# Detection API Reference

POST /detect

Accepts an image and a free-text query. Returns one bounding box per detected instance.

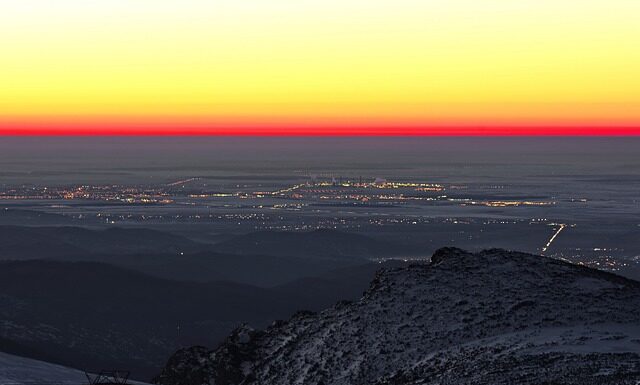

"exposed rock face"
[154,248,640,385]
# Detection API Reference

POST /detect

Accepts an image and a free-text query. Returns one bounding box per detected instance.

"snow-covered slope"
[0,351,153,385]
[154,247,640,385]
[0,351,90,384]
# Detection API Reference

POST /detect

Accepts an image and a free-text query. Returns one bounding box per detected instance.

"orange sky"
[1,1,640,135]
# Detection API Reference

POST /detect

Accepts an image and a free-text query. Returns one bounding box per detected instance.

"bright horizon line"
[1,126,639,136]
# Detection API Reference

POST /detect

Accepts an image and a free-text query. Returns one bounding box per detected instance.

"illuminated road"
[167,177,200,186]
[541,224,567,254]
[270,184,306,196]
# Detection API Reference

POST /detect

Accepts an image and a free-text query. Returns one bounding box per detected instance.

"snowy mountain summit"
[155,247,640,385]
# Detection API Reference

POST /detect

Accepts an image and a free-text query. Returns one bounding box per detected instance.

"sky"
[1,0,639,135]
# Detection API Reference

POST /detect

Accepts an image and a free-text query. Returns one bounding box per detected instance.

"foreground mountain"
[155,248,640,385]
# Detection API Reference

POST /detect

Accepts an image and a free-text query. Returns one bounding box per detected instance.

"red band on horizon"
[0,125,639,136]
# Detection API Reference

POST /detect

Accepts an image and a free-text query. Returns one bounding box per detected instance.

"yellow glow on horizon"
[1,0,640,130]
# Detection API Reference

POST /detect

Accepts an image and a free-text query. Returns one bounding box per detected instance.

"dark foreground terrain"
[155,248,640,385]
[0,259,398,379]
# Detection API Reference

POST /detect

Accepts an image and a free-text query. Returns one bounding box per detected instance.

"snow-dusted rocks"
[155,248,640,385]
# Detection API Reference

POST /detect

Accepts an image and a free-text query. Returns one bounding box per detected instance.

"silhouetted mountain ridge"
[98,251,365,287]
[0,226,395,286]
[0,225,203,259]
[213,229,413,259]
[0,258,397,379]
